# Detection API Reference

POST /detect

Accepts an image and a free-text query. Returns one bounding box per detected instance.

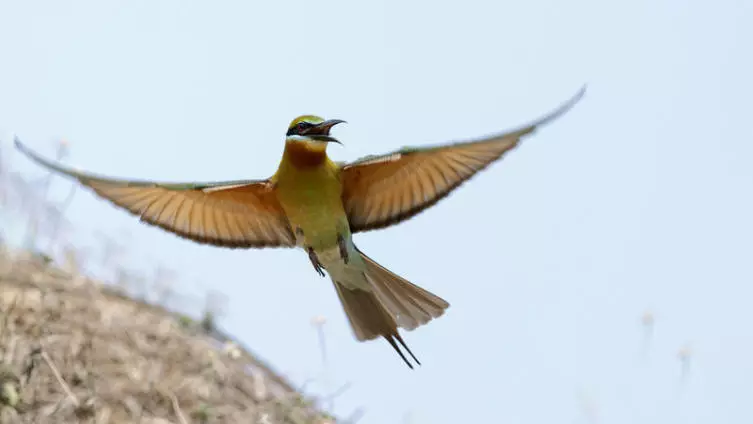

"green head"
[286,115,346,145]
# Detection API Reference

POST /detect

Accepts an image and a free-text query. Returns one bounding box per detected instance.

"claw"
[337,233,349,264]
[307,247,326,277]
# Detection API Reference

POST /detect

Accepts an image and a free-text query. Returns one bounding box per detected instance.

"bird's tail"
[332,248,450,368]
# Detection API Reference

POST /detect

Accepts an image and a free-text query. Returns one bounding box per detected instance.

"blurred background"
[1,0,752,422]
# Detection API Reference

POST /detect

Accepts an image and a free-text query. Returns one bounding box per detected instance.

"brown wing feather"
[340,86,586,232]
[14,139,295,248]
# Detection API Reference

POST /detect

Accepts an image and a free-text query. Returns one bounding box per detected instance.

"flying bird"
[14,86,586,368]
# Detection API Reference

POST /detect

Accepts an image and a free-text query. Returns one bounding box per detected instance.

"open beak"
[309,119,346,144]
[310,135,342,144]
[318,119,346,131]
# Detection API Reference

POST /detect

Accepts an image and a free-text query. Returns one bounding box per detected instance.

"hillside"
[0,245,336,423]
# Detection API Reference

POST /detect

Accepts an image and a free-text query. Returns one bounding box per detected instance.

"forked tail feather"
[332,247,450,368]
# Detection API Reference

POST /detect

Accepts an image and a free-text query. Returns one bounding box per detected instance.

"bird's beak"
[319,119,346,131]
[310,135,342,144]
[310,119,346,145]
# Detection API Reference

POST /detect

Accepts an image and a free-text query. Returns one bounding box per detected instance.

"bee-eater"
[14,86,585,368]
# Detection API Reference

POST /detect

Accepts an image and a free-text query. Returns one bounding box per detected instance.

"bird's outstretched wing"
[340,86,586,233]
[14,139,296,248]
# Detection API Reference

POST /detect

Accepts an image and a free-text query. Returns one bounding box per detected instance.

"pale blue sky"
[1,0,752,423]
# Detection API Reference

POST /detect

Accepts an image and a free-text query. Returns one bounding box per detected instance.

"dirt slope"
[0,247,335,424]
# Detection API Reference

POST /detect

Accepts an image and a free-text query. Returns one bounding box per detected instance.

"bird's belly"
[276,183,349,251]
[278,185,368,289]
[288,202,347,249]
[282,197,368,289]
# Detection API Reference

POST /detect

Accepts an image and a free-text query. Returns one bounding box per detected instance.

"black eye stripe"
[286,121,316,136]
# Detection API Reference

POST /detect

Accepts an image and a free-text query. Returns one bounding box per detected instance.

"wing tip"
[13,135,29,155]
[529,83,588,130]
[571,83,588,108]
[576,83,588,98]
[11,136,80,180]
[13,136,49,168]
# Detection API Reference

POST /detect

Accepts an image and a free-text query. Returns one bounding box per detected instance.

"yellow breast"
[273,142,349,250]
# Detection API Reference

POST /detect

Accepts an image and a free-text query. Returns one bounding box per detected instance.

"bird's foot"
[337,234,349,264]
[307,247,326,277]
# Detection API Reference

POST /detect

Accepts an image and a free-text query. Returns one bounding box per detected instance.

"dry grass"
[0,247,337,424]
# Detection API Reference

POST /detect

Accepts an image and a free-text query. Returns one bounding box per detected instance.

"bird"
[14,86,586,368]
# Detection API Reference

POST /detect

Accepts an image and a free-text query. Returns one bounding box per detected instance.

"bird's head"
[285,115,346,150]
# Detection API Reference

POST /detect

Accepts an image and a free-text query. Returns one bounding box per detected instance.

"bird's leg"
[295,227,305,244]
[307,246,326,277]
[337,233,349,264]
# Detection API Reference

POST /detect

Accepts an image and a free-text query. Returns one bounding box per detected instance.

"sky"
[1,0,752,423]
